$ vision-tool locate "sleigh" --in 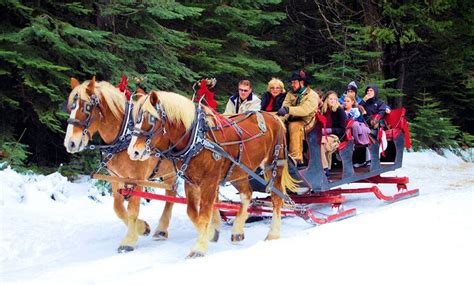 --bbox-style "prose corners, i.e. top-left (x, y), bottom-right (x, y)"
top-left (229, 107), bottom-right (418, 224)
